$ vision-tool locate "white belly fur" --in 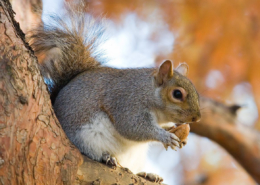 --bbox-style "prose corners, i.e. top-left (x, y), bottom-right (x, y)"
top-left (76, 112), bottom-right (148, 173)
